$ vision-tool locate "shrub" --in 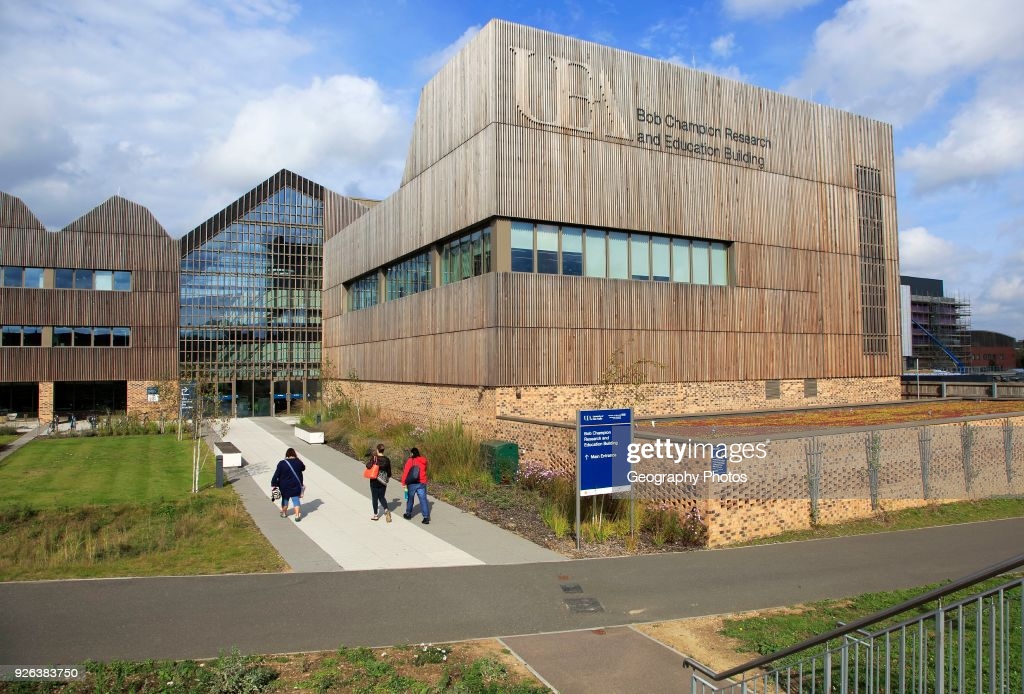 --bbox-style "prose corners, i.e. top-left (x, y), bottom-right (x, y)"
top-left (422, 421), bottom-right (485, 489)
